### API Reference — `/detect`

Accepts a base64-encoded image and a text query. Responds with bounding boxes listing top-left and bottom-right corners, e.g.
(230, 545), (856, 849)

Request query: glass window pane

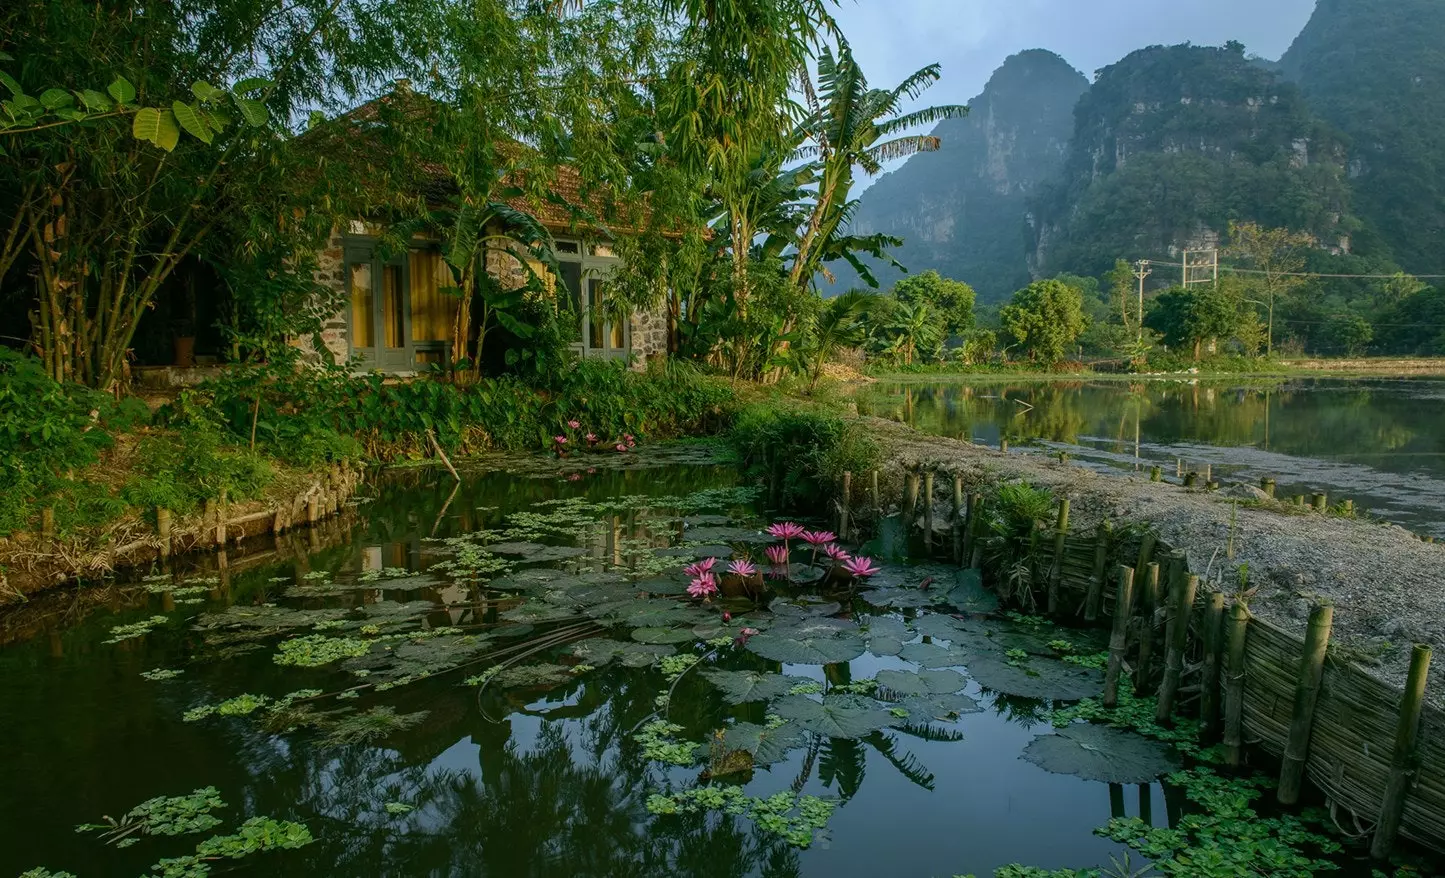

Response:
(559, 262), (583, 342)
(383, 265), (404, 349)
(555, 240), (581, 255)
(588, 280), (605, 349)
(350, 262), (374, 349)
(610, 315), (625, 351)
(590, 242), (616, 258)
(409, 250), (456, 342)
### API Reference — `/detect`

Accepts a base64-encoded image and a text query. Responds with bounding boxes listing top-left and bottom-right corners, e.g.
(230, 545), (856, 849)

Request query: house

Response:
(303, 94), (670, 374)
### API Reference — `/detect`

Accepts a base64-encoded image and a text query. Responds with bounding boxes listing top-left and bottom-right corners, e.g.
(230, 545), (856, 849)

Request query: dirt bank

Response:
(865, 417), (1445, 707)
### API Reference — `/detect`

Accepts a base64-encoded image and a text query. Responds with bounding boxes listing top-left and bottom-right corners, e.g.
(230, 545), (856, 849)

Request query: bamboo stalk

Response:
(923, 471), (935, 551)
(1223, 601), (1250, 766)
(1371, 644), (1432, 859)
(1312, 492), (1328, 512)
(1278, 602), (1334, 805)
(156, 507), (171, 559)
(1103, 565), (1135, 708)
(1084, 522), (1110, 621)
(1047, 497), (1071, 616)
(951, 474), (964, 564)
(1135, 532), (1157, 579)
(41, 506), (56, 541)
(1000, 439), (1008, 454)
(1183, 472), (1198, 487)
(870, 469), (880, 514)
(1150, 466), (1162, 482)
(966, 494), (984, 569)
(1134, 561), (1162, 693)
(1155, 574), (1199, 723)
(1261, 477), (1276, 498)
(840, 471), (852, 540)
(903, 473), (920, 530)
(1200, 591), (1227, 741)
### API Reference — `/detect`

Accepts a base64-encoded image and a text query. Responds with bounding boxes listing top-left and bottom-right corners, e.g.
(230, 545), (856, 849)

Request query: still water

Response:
(1, 452), (1160, 878)
(856, 377), (1445, 538)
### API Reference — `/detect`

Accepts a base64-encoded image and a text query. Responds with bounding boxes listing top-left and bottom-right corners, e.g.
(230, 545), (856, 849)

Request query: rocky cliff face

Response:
(1028, 42), (1355, 278)
(832, 50), (1088, 303)
(1280, 0), (1445, 272)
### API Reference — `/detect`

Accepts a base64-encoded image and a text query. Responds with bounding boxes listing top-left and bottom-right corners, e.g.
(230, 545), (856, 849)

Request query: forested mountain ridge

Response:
(1029, 41), (1357, 278)
(1279, 0), (1445, 273)
(830, 50), (1088, 303)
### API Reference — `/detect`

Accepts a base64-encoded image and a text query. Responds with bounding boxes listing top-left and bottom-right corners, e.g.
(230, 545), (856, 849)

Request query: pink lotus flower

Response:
(823, 544), (851, 562)
(801, 530), (837, 546)
(683, 557), (718, 577)
(553, 435), (567, 445)
(615, 443), (627, 453)
(567, 473), (582, 482)
(764, 544), (789, 565)
(687, 573), (719, 599)
(567, 420), (581, 430)
(841, 556), (881, 578)
(585, 432), (598, 444)
(627, 438), (636, 448)
(722, 612), (732, 623)
(734, 626), (760, 646)
(766, 522), (805, 540)
(624, 433), (635, 442)
(727, 559), (757, 576)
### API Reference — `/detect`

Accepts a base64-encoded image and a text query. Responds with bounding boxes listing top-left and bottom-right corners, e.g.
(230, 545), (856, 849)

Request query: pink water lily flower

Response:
(727, 558), (757, 577)
(823, 544), (851, 562)
(567, 420), (581, 430)
(683, 557), (718, 578)
(624, 433), (635, 442)
(585, 432), (598, 444)
(841, 556), (881, 578)
(801, 530), (836, 546)
(722, 612), (732, 623)
(766, 522), (805, 540)
(764, 544), (789, 565)
(687, 573), (719, 599)
(553, 435), (567, 445)
(615, 443), (627, 453)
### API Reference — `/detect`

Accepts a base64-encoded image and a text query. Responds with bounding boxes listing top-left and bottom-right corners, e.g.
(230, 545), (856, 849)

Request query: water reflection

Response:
(856, 378), (1445, 536)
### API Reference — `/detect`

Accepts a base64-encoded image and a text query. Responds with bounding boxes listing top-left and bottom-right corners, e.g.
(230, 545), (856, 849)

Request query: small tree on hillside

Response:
(999, 280), (1087, 363)
(1145, 285), (1242, 359)
(1227, 221), (1315, 357)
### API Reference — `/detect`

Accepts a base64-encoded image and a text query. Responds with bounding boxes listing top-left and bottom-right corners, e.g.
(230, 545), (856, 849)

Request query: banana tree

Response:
(802, 289), (873, 389)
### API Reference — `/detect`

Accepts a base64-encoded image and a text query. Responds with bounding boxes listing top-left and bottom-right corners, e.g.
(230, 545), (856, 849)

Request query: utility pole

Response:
(1132, 259), (1151, 341)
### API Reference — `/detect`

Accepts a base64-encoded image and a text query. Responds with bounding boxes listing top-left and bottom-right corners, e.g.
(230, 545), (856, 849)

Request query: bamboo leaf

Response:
(172, 101), (212, 143)
(107, 76), (136, 105)
(233, 96), (267, 127)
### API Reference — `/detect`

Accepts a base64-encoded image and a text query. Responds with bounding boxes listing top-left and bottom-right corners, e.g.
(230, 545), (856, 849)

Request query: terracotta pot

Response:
(174, 335), (196, 368)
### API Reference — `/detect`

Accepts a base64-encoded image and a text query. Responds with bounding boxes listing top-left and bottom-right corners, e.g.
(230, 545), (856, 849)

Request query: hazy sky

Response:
(833, 0), (1319, 189)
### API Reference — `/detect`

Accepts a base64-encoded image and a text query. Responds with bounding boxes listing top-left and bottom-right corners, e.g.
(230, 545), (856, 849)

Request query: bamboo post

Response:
(1200, 591), (1226, 740)
(966, 494), (985, 568)
(1150, 465), (1162, 482)
(203, 497), (217, 531)
(40, 507), (55, 541)
(1134, 561), (1162, 693)
(1278, 602), (1334, 805)
(1343, 499), (1354, 516)
(1261, 477), (1276, 498)
(156, 508), (172, 559)
(1223, 601), (1251, 766)
(951, 474), (964, 564)
(1203, 463), (1212, 483)
(839, 472), (852, 540)
(922, 471), (935, 551)
(1155, 573), (1199, 723)
(903, 473), (920, 529)
(1176, 458), (1183, 477)
(1183, 472), (1199, 487)
(1046, 498), (1071, 616)
(1084, 522), (1109, 622)
(1134, 532), (1157, 579)
(1206, 480), (1220, 491)
(870, 469), (880, 514)
(1103, 565), (1136, 708)
(1000, 439), (1008, 454)
(1312, 492), (1328, 512)
(1294, 495), (1306, 507)
(1371, 644), (1433, 859)
(306, 493), (320, 525)
(214, 490), (227, 547)
(1058, 451), (1069, 464)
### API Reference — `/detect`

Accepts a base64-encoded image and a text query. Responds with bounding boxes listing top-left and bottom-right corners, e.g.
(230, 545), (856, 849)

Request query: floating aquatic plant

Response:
(140, 668), (183, 681)
(1022, 724), (1181, 784)
(104, 615), (170, 644)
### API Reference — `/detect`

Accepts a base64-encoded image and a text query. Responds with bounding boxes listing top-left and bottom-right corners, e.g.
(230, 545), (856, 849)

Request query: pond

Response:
(0, 446), (1392, 877)
(855, 377), (1445, 539)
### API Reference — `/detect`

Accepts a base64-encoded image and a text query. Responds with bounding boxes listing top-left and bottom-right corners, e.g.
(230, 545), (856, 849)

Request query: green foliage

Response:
(76, 787), (226, 845)
(635, 720), (698, 766)
(647, 786), (837, 848)
(727, 402), (880, 510)
(273, 634), (373, 668)
(892, 271), (976, 338)
(999, 280), (1087, 363)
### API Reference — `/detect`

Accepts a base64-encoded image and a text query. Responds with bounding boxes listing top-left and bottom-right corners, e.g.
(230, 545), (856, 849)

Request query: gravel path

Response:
(865, 417), (1445, 707)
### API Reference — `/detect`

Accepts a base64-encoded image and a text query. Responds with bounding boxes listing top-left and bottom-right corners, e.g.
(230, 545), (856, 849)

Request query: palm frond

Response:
(867, 135), (942, 164)
(873, 104), (969, 138)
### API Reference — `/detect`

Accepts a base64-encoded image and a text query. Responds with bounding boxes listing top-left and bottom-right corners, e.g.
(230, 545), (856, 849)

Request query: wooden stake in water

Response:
(1223, 601), (1251, 766)
(156, 507), (172, 559)
(1200, 591), (1227, 740)
(1135, 561), (1162, 693)
(1312, 493), (1328, 512)
(1371, 644), (1433, 859)
(1103, 566), (1136, 708)
(1155, 574), (1199, 723)
(1278, 603), (1334, 805)
(922, 471), (935, 551)
(951, 474), (964, 564)
(903, 473), (920, 530)
(1084, 522), (1109, 621)
(1047, 498), (1071, 616)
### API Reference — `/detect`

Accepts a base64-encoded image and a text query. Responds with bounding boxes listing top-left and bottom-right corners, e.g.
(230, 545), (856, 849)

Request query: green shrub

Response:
(122, 427), (273, 518)
(728, 402), (879, 509)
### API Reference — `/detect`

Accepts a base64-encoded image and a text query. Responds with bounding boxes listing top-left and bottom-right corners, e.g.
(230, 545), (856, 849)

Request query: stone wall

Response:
(301, 228), (349, 365)
(629, 307), (669, 369)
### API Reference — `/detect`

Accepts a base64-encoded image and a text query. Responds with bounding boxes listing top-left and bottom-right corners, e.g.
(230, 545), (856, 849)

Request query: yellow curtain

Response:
(409, 250), (457, 342)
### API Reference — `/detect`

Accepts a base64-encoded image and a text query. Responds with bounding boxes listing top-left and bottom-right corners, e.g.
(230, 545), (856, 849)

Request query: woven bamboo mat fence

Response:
(839, 466), (1444, 856)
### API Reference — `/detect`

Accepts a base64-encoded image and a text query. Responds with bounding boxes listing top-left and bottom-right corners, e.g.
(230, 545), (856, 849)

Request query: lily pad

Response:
(634, 575), (691, 596)
(713, 720), (809, 765)
(898, 641), (971, 669)
(746, 618), (867, 665)
(569, 638), (673, 667)
(940, 568), (999, 614)
(484, 542), (588, 563)
(1022, 724), (1181, 783)
(682, 526), (767, 544)
(875, 668), (966, 697)
(702, 670), (812, 704)
(772, 694), (898, 739)
(630, 626), (697, 645)
(863, 616), (910, 657)
(654, 544), (735, 559)
(965, 654), (1102, 702)
(898, 692), (982, 721)
(494, 662), (574, 688)
(860, 588), (944, 609)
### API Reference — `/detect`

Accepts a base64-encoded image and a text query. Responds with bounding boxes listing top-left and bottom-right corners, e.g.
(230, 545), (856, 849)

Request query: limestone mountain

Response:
(831, 50), (1088, 303)
(1280, 0), (1445, 273)
(1029, 41), (1357, 280)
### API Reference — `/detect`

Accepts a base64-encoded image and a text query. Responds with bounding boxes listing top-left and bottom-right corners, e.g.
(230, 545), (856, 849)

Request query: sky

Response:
(832, 0), (1319, 190)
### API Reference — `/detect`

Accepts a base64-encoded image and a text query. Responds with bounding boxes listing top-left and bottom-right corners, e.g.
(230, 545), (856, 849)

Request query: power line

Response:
(1145, 260), (1445, 280)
